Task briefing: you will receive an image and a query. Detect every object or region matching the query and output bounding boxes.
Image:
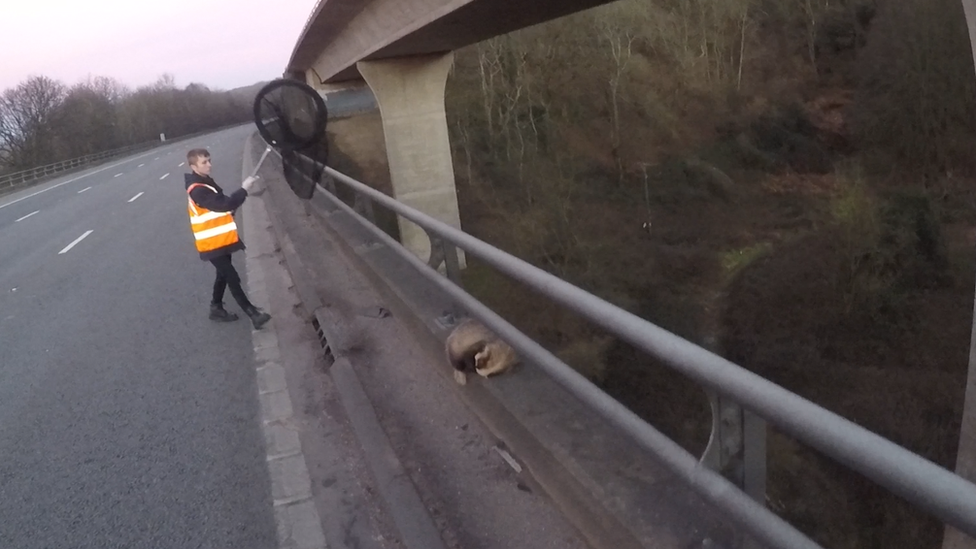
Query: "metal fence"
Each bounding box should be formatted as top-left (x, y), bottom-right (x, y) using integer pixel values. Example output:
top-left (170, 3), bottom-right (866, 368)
top-left (278, 148), bottom-right (976, 549)
top-left (0, 122), bottom-right (251, 193)
top-left (0, 143), bottom-right (156, 191)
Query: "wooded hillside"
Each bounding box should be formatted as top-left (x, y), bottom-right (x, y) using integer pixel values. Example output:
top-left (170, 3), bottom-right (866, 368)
top-left (445, 0), bottom-right (976, 546)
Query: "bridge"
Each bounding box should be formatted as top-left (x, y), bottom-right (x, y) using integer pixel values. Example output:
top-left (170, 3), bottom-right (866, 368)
top-left (2, 1), bottom-right (976, 549)
top-left (280, 1), bottom-right (976, 548)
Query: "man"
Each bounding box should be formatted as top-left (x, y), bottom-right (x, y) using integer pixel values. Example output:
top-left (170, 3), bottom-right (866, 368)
top-left (184, 148), bottom-right (271, 329)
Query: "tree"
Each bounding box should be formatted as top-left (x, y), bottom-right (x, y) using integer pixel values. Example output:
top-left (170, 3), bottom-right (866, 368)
top-left (854, 0), bottom-right (976, 176)
top-left (51, 80), bottom-right (121, 157)
top-left (0, 72), bottom-right (251, 173)
top-left (0, 75), bottom-right (66, 168)
top-left (595, 2), bottom-right (639, 184)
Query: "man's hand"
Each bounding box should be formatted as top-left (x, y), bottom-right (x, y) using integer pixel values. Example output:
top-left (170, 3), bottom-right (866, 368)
top-left (242, 175), bottom-right (259, 192)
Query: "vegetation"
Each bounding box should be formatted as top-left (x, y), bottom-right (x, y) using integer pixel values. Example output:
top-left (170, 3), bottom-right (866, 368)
top-left (444, 0), bottom-right (976, 546)
top-left (0, 74), bottom-right (259, 173)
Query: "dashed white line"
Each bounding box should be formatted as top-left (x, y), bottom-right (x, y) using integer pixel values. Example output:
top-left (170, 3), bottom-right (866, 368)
top-left (77, 187), bottom-right (91, 194)
top-left (160, 173), bottom-right (169, 180)
top-left (128, 192), bottom-right (144, 203)
top-left (178, 162), bottom-right (185, 167)
top-left (155, 157), bottom-right (159, 160)
top-left (114, 173), bottom-right (123, 178)
top-left (59, 230), bottom-right (93, 255)
top-left (138, 163), bottom-right (145, 168)
top-left (15, 210), bottom-right (39, 222)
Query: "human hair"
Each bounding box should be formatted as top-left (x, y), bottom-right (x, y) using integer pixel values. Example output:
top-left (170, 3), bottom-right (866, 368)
top-left (187, 148), bottom-right (210, 166)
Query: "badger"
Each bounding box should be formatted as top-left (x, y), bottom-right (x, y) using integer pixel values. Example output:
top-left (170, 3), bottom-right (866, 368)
top-left (445, 318), bottom-right (518, 385)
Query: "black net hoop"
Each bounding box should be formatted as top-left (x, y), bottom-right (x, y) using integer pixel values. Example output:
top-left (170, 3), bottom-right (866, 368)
top-left (253, 79), bottom-right (328, 151)
top-left (252, 78), bottom-right (329, 199)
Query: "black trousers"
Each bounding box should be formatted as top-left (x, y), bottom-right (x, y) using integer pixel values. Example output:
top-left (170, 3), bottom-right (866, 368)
top-left (210, 254), bottom-right (252, 310)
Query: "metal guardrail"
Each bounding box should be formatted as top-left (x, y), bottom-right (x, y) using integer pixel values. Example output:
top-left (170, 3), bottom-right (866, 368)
top-left (0, 142), bottom-right (156, 190)
top-left (0, 122), bottom-right (251, 192)
top-left (281, 150), bottom-right (976, 548)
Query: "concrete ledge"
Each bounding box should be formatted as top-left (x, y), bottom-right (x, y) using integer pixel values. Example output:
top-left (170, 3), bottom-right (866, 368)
top-left (254, 137), bottom-right (449, 549)
top-left (331, 357), bottom-right (450, 549)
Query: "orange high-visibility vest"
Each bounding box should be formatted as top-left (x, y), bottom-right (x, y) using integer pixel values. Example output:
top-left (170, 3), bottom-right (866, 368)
top-left (187, 183), bottom-right (240, 254)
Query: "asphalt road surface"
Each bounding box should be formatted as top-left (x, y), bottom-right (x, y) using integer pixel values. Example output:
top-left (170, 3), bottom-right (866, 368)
top-left (0, 125), bottom-right (278, 549)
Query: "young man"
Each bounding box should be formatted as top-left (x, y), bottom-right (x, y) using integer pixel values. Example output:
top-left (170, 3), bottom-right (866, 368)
top-left (184, 148), bottom-right (271, 329)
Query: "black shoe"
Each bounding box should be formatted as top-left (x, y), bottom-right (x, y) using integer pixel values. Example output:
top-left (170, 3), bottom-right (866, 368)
top-left (245, 306), bottom-right (272, 329)
top-left (209, 302), bottom-right (239, 322)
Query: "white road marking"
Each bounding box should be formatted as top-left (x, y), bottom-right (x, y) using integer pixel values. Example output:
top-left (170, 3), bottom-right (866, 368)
top-left (77, 187), bottom-right (91, 194)
top-left (138, 163), bottom-right (145, 168)
top-left (0, 149), bottom-right (161, 211)
top-left (155, 157), bottom-right (159, 160)
top-left (128, 192), bottom-right (144, 203)
top-left (15, 210), bottom-right (39, 222)
top-left (160, 173), bottom-right (169, 180)
top-left (59, 230), bottom-right (93, 255)
top-left (178, 162), bottom-right (185, 167)
top-left (114, 173), bottom-right (123, 178)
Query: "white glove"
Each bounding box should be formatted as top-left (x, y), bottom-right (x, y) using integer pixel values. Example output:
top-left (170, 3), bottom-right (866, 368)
top-left (242, 175), bottom-right (259, 192)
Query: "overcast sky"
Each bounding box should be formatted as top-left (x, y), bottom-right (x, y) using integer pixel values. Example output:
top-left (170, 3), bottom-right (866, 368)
top-left (1, 0), bottom-right (319, 92)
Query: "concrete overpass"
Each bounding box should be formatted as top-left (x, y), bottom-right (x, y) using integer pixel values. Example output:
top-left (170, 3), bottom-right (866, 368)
top-left (283, 0), bottom-right (619, 268)
top-left (282, 2), bottom-right (976, 548)
top-left (285, 0), bottom-right (620, 84)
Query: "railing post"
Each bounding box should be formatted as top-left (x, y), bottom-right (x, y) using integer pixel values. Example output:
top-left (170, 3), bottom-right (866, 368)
top-left (701, 394), bottom-right (767, 549)
top-left (322, 173), bottom-right (338, 196)
top-left (353, 193), bottom-right (376, 224)
top-left (443, 240), bottom-right (463, 288)
top-left (427, 233), bottom-right (446, 273)
top-left (425, 232), bottom-right (465, 325)
top-left (698, 322), bottom-right (767, 549)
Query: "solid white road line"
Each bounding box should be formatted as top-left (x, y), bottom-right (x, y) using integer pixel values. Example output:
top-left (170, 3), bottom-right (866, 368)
top-left (15, 211), bottom-right (39, 222)
top-left (160, 173), bottom-right (169, 180)
top-left (59, 230), bottom-right (93, 255)
top-left (128, 192), bottom-right (144, 203)
top-left (114, 173), bottom-right (123, 178)
top-left (77, 187), bottom-right (91, 194)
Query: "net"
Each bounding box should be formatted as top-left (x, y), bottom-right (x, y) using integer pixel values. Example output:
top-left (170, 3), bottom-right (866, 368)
top-left (252, 79), bottom-right (329, 199)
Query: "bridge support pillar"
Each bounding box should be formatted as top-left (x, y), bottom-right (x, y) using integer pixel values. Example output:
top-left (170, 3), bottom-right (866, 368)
top-left (357, 52), bottom-right (466, 270)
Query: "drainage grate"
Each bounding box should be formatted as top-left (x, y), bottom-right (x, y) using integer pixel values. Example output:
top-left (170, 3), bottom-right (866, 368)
top-left (309, 316), bottom-right (335, 365)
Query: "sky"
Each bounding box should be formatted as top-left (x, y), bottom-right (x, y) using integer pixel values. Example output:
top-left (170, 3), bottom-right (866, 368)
top-left (0, 0), bottom-right (319, 92)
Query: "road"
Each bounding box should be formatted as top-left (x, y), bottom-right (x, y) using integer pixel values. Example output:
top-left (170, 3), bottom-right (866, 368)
top-left (0, 125), bottom-right (278, 548)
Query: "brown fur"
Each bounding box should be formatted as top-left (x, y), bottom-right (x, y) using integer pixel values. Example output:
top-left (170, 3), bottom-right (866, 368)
top-left (445, 319), bottom-right (518, 385)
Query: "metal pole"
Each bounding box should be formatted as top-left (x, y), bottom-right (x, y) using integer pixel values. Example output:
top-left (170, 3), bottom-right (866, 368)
top-left (944, 259), bottom-right (976, 549)
top-left (944, 0), bottom-right (976, 547)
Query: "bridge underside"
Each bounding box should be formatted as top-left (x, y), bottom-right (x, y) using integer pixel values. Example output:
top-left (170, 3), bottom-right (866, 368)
top-left (288, 0), bottom-right (619, 84)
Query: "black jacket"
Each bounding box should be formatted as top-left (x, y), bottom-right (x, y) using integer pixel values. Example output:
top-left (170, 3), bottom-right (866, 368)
top-left (185, 172), bottom-right (248, 261)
